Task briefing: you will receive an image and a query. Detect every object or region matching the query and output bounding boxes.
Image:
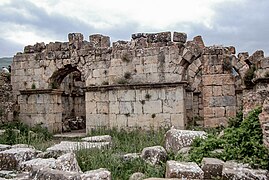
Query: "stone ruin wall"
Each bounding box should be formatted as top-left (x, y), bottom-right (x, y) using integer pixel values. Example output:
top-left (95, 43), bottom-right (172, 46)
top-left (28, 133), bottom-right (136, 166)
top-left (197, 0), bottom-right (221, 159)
top-left (10, 31), bottom-right (269, 139)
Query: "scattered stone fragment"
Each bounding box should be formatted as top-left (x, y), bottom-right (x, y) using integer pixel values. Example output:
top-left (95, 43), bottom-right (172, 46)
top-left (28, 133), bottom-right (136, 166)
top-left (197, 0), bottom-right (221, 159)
top-left (164, 129), bottom-right (207, 153)
top-left (19, 158), bottom-right (56, 172)
top-left (141, 146), bottom-right (167, 165)
top-left (165, 160), bottom-right (204, 179)
top-left (122, 153), bottom-right (140, 161)
top-left (222, 161), bottom-right (268, 180)
top-left (55, 152), bottom-right (81, 172)
top-left (129, 172), bottom-right (145, 180)
top-left (0, 148), bottom-right (39, 170)
top-left (46, 141), bottom-right (111, 156)
top-left (81, 135), bottom-right (112, 143)
top-left (81, 168), bottom-right (111, 180)
top-left (30, 166), bottom-right (81, 180)
top-left (0, 144), bottom-right (11, 151)
top-left (0, 170), bottom-right (17, 179)
top-left (201, 157), bottom-right (224, 179)
top-left (11, 144), bottom-right (35, 149)
top-left (178, 147), bottom-right (191, 154)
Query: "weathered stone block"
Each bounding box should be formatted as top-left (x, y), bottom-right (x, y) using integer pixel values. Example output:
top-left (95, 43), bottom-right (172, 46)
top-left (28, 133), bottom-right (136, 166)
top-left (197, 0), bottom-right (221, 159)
top-left (89, 34), bottom-right (110, 48)
top-left (173, 32), bottom-right (187, 43)
top-left (222, 161), bottom-right (268, 180)
top-left (201, 157), bottom-right (224, 179)
top-left (164, 129), bottom-right (207, 153)
top-left (165, 161), bottom-right (204, 179)
top-left (0, 148), bottom-right (40, 170)
top-left (81, 168), bottom-right (111, 180)
top-left (141, 146), bottom-right (167, 165)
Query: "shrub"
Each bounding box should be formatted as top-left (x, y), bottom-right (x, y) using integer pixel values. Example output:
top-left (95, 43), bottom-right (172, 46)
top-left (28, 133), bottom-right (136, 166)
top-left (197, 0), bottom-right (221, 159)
top-left (31, 83), bottom-right (36, 89)
top-left (145, 93), bottom-right (151, 100)
top-left (117, 78), bottom-right (129, 85)
top-left (124, 72), bottom-right (132, 79)
top-left (243, 66), bottom-right (256, 87)
top-left (101, 81), bottom-right (109, 85)
top-left (188, 107), bottom-right (269, 169)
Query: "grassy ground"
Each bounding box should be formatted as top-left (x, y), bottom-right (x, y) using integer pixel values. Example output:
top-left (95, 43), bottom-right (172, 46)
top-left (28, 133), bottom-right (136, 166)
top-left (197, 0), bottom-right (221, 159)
top-left (76, 127), bottom-right (168, 179)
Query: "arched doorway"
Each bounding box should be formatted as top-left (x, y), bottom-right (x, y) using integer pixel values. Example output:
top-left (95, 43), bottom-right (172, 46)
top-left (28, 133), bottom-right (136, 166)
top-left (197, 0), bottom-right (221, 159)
top-left (49, 65), bottom-right (86, 132)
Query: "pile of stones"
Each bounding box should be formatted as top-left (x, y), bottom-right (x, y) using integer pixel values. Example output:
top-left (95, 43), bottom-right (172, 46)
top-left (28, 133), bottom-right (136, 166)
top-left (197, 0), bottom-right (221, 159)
top-left (0, 129), bottom-right (268, 179)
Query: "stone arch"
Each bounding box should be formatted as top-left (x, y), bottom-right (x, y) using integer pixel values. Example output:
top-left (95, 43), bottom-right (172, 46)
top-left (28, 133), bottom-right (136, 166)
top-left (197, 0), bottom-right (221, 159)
top-left (49, 64), bottom-right (82, 89)
top-left (49, 64), bottom-right (86, 132)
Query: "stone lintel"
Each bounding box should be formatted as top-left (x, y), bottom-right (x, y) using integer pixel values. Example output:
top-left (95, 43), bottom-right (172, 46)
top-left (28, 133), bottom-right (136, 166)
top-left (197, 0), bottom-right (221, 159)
top-left (20, 89), bottom-right (64, 95)
top-left (85, 82), bottom-right (188, 92)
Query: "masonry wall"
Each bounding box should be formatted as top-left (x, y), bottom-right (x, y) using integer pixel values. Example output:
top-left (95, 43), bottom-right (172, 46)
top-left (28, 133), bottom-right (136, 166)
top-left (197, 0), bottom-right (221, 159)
top-left (19, 90), bottom-right (63, 132)
top-left (86, 85), bottom-right (186, 131)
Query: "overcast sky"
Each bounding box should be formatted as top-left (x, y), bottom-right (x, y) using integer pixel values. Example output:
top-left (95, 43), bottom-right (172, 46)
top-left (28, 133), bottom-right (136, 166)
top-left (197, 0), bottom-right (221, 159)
top-left (0, 0), bottom-right (268, 57)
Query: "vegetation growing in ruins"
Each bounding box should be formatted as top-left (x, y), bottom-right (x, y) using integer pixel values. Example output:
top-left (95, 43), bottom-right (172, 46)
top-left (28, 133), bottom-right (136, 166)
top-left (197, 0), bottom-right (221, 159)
top-left (31, 83), bottom-right (36, 89)
top-left (50, 81), bottom-right (59, 89)
top-left (124, 72), bottom-right (132, 79)
top-left (265, 71), bottom-right (269, 77)
top-left (121, 53), bottom-right (131, 63)
top-left (0, 122), bottom-right (52, 148)
top-left (181, 107), bottom-right (269, 169)
top-left (243, 65), bottom-right (256, 87)
top-left (101, 81), bottom-right (109, 85)
top-left (76, 127), bottom-right (167, 179)
top-left (117, 78), bottom-right (129, 84)
top-left (145, 93), bottom-right (151, 100)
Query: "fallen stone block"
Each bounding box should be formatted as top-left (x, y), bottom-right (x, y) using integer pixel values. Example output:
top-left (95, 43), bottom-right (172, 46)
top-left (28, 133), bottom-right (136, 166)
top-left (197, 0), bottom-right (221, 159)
top-left (81, 168), bottom-right (111, 180)
top-left (165, 161), bottom-right (204, 179)
top-left (222, 161), bottom-right (268, 180)
top-left (19, 158), bottom-right (56, 172)
top-left (0, 148), bottom-right (40, 170)
top-left (0, 144), bottom-right (11, 151)
top-left (121, 153), bottom-right (140, 161)
top-left (201, 157), bottom-right (224, 179)
top-left (164, 129), bottom-right (207, 153)
top-left (46, 141), bottom-right (111, 156)
top-left (129, 172), bottom-right (145, 180)
top-left (55, 152), bottom-right (81, 172)
top-left (81, 135), bottom-right (112, 143)
top-left (30, 167), bottom-right (81, 180)
top-left (141, 146), bottom-right (167, 165)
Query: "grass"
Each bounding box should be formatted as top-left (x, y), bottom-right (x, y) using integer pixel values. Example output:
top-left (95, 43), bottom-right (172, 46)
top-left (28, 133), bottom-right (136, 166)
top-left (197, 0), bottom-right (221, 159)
top-left (76, 127), bottom-right (167, 179)
top-left (0, 121), bottom-right (53, 150)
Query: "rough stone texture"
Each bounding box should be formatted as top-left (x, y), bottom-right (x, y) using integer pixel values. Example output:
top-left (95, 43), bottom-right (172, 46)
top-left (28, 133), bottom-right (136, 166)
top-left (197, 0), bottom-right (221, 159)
top-left (55, 153), bottom-right (81, 173)
top-left (222, 161), bottom-right (269, 180)
top-left (46, 141), bottom-right (110, 156)
top-left (10, 31), bottom-right (269, 139)
top-left (122, 153), bottom-right (140, 161)
top-left (0, 144), bottom-right (11, 151)
top-left (81, 135), bottom-right (112, 142)
top-left (201, 157), bottom-right (224, 179)
top-left (19, 158), bottom-right (56, 172)
top-left (80, 168), bottom-right (111, 180)
top-left (165, 160), bottom-right (204, 179)
top-left (0, 148), bottom-right (39, 170)
top-left (141, 146), bottom-right (167, 165)
top-left (129, 172), bottom-right (145, 180)
top-left (164, 129), bottom-right (207, 153)
top-left (30, 166), bottom-right (81, 180)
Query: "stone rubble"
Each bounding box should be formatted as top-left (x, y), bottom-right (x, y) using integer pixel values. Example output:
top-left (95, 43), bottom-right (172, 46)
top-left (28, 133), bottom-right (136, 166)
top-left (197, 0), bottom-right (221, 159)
top-left (201, 157), bottom-right (224, 179)
top-left (165, 160), bottom-right (204, 179)
top-left (141, 146), bottom-right (167, 165)
top-left (164, 129), bottom-right (207, 153)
